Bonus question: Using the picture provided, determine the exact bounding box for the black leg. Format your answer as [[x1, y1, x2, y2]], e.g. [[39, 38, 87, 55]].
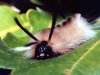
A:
[[14, 18, 39, 41], [48, 14, 57, 41], [25, 42, 37, 46]]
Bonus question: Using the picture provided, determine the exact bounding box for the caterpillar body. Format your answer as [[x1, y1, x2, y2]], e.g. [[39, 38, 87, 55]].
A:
[[14, 13, 95, 60]]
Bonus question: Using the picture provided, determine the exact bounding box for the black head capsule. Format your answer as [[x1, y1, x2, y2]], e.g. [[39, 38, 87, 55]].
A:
[[34, 41, 56, 60]]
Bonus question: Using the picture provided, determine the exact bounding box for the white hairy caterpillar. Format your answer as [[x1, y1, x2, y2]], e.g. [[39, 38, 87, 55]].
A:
[[14, 13, 95, 60]]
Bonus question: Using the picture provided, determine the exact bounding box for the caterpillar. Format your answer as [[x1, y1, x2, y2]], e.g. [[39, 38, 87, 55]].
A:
[[14, 13, 95, 60]]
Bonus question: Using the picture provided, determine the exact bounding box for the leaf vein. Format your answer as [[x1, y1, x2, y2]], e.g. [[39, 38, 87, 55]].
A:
[[70, 40, 100, 74]]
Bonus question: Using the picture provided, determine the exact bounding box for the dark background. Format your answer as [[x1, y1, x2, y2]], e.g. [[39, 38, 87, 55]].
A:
[[0, 0, 100, 22], [0, 68, 11, 75]]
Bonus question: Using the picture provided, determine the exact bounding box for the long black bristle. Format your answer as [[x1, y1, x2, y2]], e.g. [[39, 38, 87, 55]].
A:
[[48, 14, 57, 41], [14, 18, 39, 41], [25, 42, 37, 46]]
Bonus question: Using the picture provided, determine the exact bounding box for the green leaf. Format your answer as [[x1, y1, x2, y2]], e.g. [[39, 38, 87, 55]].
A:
[[0, 38, 22, 68], [3, 33, 29, 47], [0, 5, 34, 38], [0, 6, 18, 38], [0, 31, 100, 75], [26, 8, 52, 34], [93, 22, 100, 30]]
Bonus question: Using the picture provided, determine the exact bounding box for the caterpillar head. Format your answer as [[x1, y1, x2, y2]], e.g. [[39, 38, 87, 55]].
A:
[[34, 41, 55, 60]]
